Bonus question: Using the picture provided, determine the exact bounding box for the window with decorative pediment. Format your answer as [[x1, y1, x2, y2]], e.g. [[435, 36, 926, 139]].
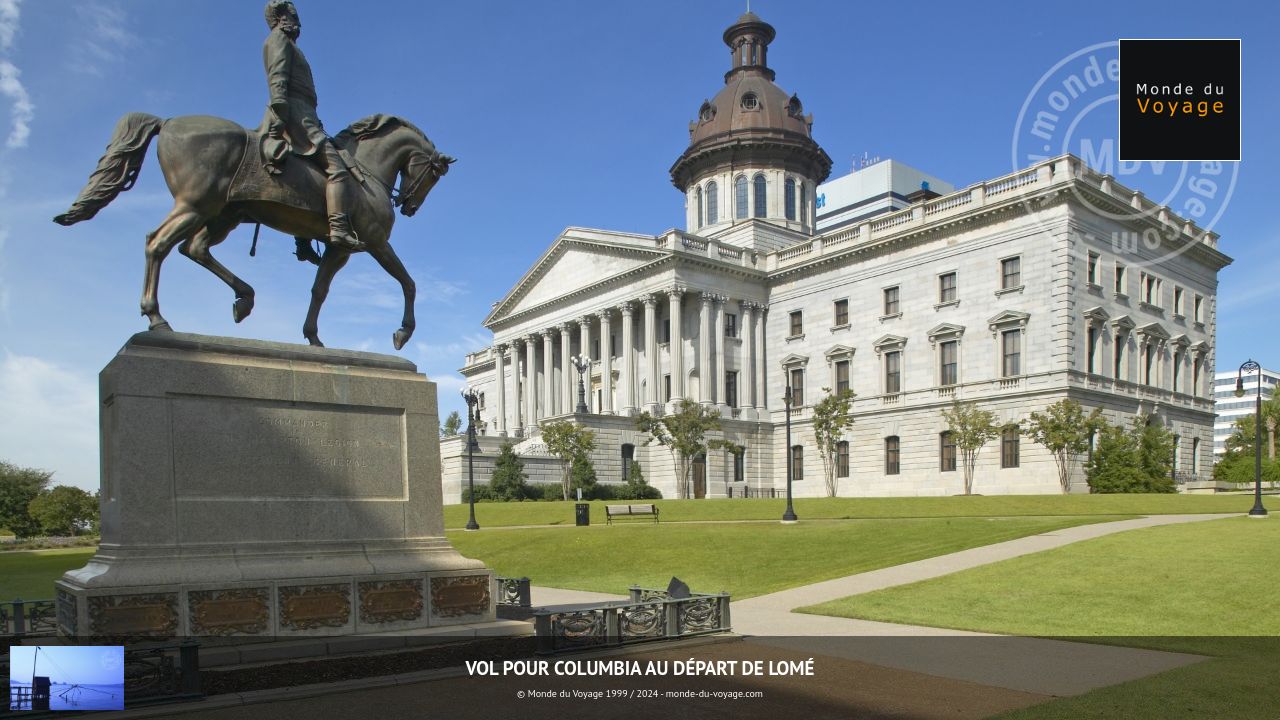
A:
[[988, 311, 1030, 379], [874, 335, 907, 395], [928, 324, 965, 387]]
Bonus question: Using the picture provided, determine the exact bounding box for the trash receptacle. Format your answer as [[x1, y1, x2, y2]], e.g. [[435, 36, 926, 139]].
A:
[[575, 503, 590, 526]]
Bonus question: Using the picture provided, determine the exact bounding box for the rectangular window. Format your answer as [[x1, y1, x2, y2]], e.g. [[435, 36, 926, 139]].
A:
[[1001, 257, 1021, 289], [1115, 336, 1125, 379], [1087, 326, 1097, 374], [1173, 352, 1182, 392], [1143, 273, 1158, 305], [791, 445, 804, 481], [1115, 263, 1127, 295], [939, 272, 957, 303], [1193, 355, 1203, 394], [834, 299, 849, 326], [940, 340, 958, 386], [885, 351, 901, 394], [1088, 252, 1099, 285], [725, 313, 738, 338], [884, 286, 900, 315], [1193, 294, 1203, 323], [789, 310, 803, 337], [1144, 344, 1154, 385], [835, 360, 850, 394], [940, 432, 957, 472], [1002, 330, 1021, 377], [725, 371, 738, 408], [837, 441, 850, 478], [1173, 287, 1184, 315], [664, 374, 671, 402], [733, 450, 744, 483], [789, 368, 804, 407], [592, 338, 600, 361], [663, 318, 671, 343], [885, 437, 900, 475], [610, 334, 619, 357], [1001, 428, 1020, 468]]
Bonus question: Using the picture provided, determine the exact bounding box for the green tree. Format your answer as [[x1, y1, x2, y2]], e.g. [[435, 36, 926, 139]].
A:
[[636, 399, 732, 499], [812, 387, 856, 497], [441, 410, 464, 437], [0, 461, 53, 538], [570, 456, 598, 497], [489, 441, 528, 501], [540, 419, 596, 500], [27, 485, 98, 536], [1086, 415, 1177, 493], [1024, 399, 1105, 494], [941, 401, 1001, 495]]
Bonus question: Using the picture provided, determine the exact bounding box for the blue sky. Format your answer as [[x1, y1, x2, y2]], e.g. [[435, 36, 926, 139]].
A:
[[0, 0, 1276, 491], [9, 645, 124, 685]]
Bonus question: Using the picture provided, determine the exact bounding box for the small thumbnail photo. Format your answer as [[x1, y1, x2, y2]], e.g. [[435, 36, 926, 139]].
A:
[[9, 645, 125, 712]]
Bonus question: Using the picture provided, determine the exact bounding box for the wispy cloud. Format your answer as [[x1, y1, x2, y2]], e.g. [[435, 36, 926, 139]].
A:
[[69, 2, 135, 76], [0, 0, 30, 149]]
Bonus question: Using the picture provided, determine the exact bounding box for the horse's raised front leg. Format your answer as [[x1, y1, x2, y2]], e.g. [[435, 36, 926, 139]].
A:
[[366, 242, 416, 350], [179, 214, 256, 323], [302, 247, 351, 347], [140, 204, 203, 331]]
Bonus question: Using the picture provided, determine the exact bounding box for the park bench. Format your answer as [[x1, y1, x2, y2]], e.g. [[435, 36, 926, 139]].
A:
[[605, 504, 660, 525]]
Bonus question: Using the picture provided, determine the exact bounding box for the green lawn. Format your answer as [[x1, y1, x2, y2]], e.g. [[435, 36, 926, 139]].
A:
[[446, 515, 1117, 599], [0, 547, 96, 600], [442, 494, 1273, 529], [798, 517, 1280, 720]]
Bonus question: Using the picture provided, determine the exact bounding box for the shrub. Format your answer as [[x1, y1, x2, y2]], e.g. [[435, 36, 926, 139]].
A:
[[489, 442, 528, 501], [1086, 415, 1177, 493]]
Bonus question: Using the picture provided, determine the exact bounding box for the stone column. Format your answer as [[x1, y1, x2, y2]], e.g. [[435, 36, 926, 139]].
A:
[[578, 316, 593, 413], [741, 303, 756, 418], [621, 301, 637, 416], [560, 323, 572, 414], [524, 334, 538, 429], [668, 287, 685, 404], [599, 310, 614, 413], [494, 343, 508, 436], [714, 296, 728, 412], [754, 306, 767, 411], [698, 292, 713, 405], [643, 294, 659, 412], [542, 331, 555, 418]]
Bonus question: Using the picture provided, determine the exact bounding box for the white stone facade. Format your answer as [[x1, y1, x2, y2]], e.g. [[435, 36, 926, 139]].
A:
[[443, 156, 1229, 503]]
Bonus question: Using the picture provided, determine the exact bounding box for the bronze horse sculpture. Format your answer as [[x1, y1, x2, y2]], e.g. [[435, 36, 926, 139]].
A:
[[53, 112, 453, 350]]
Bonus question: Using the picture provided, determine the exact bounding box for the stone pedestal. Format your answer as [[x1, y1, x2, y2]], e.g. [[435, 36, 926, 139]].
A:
[[57, 331, 495, 638]]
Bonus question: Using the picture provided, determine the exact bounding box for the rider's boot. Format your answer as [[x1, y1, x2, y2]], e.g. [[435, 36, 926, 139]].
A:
[[324, 147, 363, 252]]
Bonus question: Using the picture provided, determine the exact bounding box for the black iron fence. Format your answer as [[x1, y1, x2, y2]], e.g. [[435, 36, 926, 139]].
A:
[[123, 642, 202, 705], [533, 586, 730, 655], [1, 598, 57, 638], [726, 486, 780, 498], [495, 576, 532, 620]]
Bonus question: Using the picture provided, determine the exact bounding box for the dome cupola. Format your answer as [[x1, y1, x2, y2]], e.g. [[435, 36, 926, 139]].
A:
[[671, 13, 832, 238]]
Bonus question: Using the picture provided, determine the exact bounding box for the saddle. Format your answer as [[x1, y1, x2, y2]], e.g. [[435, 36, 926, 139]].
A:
[[227, 128, 328, 213]]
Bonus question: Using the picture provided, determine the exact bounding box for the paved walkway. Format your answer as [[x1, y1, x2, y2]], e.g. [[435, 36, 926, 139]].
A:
[[537, 513, 1233, 696]]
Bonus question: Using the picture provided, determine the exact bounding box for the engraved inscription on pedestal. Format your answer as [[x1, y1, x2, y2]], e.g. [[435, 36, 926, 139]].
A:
[[169, 395, 407, 501], [88, 593, 179, 636], [189, 588, 270, 636], [429, 575, 490, 619], [359, 579, 424, 624], [56, 588, 77, 636], [279, 584, 351, 630]]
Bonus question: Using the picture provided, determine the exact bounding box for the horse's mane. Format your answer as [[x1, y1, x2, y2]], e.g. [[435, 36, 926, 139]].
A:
[[336, 114, 429, 144]]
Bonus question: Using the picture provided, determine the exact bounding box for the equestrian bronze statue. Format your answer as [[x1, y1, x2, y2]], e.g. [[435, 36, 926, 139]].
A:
[[52, 1, 452, 351]]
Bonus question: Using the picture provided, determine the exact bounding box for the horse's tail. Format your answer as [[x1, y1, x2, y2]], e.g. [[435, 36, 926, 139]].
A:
[[53, 112, 164, 226]]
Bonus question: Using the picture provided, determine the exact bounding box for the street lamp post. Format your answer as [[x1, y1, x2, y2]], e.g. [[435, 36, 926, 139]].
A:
[[571, 355, 590, 415], [461, 387, 481, 530], [782, 385, 797, 523], [1236, 360, 1268, 518]]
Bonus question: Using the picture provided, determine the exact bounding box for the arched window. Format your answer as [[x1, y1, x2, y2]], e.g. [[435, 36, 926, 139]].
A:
[[837, 441, 850, 478], [885, 436, 900, 475], [753, 173, 767, 218], [621, 443, 635, 482], [784, 177, 796, 220], [695, 186, 703, 229], [800, 184, 808, 224], [734, 175, 748, 219], [706, 181, 718, 224]]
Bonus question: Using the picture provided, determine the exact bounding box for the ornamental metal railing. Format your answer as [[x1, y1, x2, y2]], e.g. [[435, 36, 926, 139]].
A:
[[1, 598, 57, 638], [533, 587, 730, 655], [726, 486, 780, 499], [122, 641, 203, 706]]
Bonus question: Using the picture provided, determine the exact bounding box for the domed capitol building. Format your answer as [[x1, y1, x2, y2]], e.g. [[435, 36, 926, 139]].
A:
[[440, 13, 1229, 501]]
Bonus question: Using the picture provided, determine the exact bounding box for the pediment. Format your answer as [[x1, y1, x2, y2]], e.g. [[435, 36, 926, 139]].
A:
[[779, 353, 810, 367], [873, 334, 907, 351], [1170, 333, 1190, 348], [987, 310, 1030, 328], [927, 322, 966, 339], [1082, 306, 1110, 323], [1110, 314, 1135, 331], [824, 344, 855, 359], [485, 233, 666, 324], [1137, 322, 1171, 341]]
